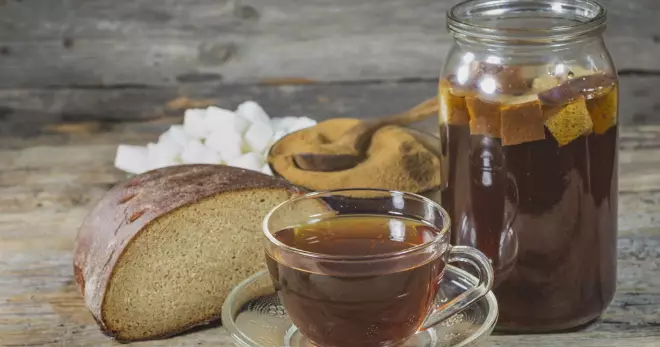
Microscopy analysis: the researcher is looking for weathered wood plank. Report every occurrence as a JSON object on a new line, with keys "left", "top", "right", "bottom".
{"left": 487, "top": 333, "right": 660, "bottom": 347}
{"left": 1, "top": 237, "right": 658, "bottom": 346}
{"left": 0, "top": 0, "right": 658, "bottom": 87}
{"left": 0, "top": 81, "right": 439, "bottom": 138}
{"left": 0, "top": 123, "right": 659, "bottom": 345}
{"left": 1, "top": 75, "right": 659, "bottom": 140}
{"left": 0, "top": 205, "right": 659, "bottom": 346}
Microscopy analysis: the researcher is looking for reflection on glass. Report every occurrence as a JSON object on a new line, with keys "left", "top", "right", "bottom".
{"left": 479, "top": 76, "right": 497, "bottom": 94}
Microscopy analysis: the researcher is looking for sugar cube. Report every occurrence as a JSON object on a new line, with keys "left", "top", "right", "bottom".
{"left": 205, "top": 128, "right": 243, "bottom": 161}
{"left": 287, "top": 117, "right": 317, "bottom": 132}
{"left": 261, "top": 164, "right": 273, "bottom": 176}
{"left": 183, "top": 108, "right": 209, "bottom": 138}
{"left": 158, "top": 125, "right": 192, "bottom": 149}
{"left": 181, "top": 139, "right": 207, "bottom": 163}
{"left": 155, "top": 139, "right": 181, "bottom": 159}
{"left": 199, "top": 149, "right": 222, "bottom": 165}
{"left": 204, "top": 106, "right": 250, "bottom": 134}
{"left": 228, "top": 152, "right": 264, "bottom": 172}
{"left": 271, "top": 116, "right": 316, "bottom": 133}
{"left": 272, "top": 130, "right": 288, "bottom": 142}
{"left": 236, "top": 101, "right": 270, "bottom": 125}
{"left": 146, "top": 142, "right": 180, "bottom": 170}
{"left": 270, "top": 117, "right": 297, "bottom": 131}
{"left": 115, "top": 145, "right": 148, "bottom": 174}
{"left": 245, "top": 121, "right": 274, "bottom": 153}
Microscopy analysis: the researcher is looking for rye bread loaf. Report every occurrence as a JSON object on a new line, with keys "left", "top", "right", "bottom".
{"left": 73, "top": 164, "right": 306, "bottom": 341}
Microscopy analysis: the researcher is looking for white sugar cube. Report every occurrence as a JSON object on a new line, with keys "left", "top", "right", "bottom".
{"left": 183, "top": 108, "right": 209, "bottom": 138}
{"left": 235, "top": 117, "right": 250, "bottom": 134}
{"left": 199, "top": 148, "right": 222, "bottom": 165}
{"left": 115, "top": 145, "right": 148, "bottom": 174}
{"left": 272, "top": 130, "right": 288, "bottom": 142}
{"left": 270, "top": 116, "right": 316, "bottom": 134}
{"left": 204, "top": 106, "right": 234, "bottom": 129}
{"left": 181, "top": 139, "right": 207, "bottom": 163}
{"left": 245, "top": 122, "right": 274, "bottom": 153}
{"left": 261, "top": 164, "right": 273, "bottom": 176}
{"left": 156, "top": 139, "right": 181, "bottom": 158}
{"left": 228, "top": 152, "right": 264, "bottom": 172}
{"left": 146, "top": 142, "right": 180, "bottom": 170}
{"left": 158, "top": 125, "right": 191, "bottom": 149}
{"left": 205, "top": 128, "right": 243, "bottom": 161}
{"left": 270, "top": 117, "right": 293, "bottom": 131}
{"left": 204, "top": 106, "right": 250, "bottom": 134}
{"left": 206, "top": 106, "right": 235, "bottom": 119}
{"left": 236, "top": 101, "right": 270, "bottom": 125}
{"left": 287, "top": 117, "right": 317, "bottom": 132}
{"left": 270, "top": 116, "right": 302, "bottom": 131}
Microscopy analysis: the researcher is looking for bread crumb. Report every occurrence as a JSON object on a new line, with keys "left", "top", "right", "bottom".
{"left": 501, "top": 100, "right": 546, "bottom": 146}
{"left": 466, "top": 96, "right": 502, "bottom": 138}
{"left": 587, "top": 85, "right": 618, "bottom": 134}
{"left": 545, "top": 96, "right": 593, "bottom": 146}
{"left": 439, "top": 79, "right": 469, "bottom": 125}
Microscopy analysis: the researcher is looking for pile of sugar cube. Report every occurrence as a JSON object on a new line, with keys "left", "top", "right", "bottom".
{"left": 114, "top": 101, "right": 316, "bottom": 175}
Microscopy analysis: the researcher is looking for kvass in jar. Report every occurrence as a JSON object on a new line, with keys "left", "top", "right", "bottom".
{"left": 439, "top": 0, "right": 618, "bottom": 332}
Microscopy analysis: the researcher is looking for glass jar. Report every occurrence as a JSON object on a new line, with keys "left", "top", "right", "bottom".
{"left": 438, "top": 0, "right": 618, "bottom": 333}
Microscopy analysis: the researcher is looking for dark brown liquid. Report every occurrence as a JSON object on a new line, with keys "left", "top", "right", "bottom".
{"left": 265, "top": 215, "right": 446, "bottom": 347}
{"left": 440, "top": 79, "right": 618, "bottom": 332}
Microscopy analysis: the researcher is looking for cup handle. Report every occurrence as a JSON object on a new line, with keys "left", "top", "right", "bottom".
{"left": 421, "top": 245, "right": 494, "bottom": 329}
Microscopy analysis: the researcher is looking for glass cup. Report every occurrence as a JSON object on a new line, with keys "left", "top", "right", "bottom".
{"left": 263, "top": 189, "right": 494, "bottom": 347}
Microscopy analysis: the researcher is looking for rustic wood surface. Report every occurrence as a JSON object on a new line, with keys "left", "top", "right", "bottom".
{"left": 0, "top": 99, "right": 659, "bottom": 347}
{"left": 1, "top": 0, "right": 660, "bottom": 345}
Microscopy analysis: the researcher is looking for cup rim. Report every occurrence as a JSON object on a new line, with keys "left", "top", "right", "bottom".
{"left": 262, "top": 188, "right": 451, "bottom": 261}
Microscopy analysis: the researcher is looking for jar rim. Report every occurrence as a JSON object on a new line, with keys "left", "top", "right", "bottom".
{"left": 447, "top": 0, "right": 607, "bottom": 44}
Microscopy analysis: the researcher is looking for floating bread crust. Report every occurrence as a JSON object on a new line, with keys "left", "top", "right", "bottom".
{"left": 501, "top": 99, "right": 546, "bottom": 146}
{"left": 465, "top": 96, "right": 502, "bottom": 138}
{"left": 439, "top": 79, "right": 469, "bottom": 125}
{"left": 544, "top": 96, "right": 593, "bottom": 146}
{"left": 587, "top": 85, "right": 618, "bottom": 134}
{"left": 538, "top": 73, "right": 616, "bottom": 106}
{"left": 73, "top": 164, "right": 302, "bottom": 342}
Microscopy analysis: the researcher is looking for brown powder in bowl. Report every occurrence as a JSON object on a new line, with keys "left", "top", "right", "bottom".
{"left": 267, "top": 118, "right": 442, "bottom": 194}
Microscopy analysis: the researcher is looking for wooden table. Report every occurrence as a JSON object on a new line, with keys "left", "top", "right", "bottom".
{"left": 1, "top": 0, "right": 660, "bottom": 346}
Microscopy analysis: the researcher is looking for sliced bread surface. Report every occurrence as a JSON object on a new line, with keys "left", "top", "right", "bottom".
{"left": 73, "top": 164, "right": 303, "bottom": 341}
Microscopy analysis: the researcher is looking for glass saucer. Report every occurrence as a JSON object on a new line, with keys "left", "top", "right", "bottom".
{"left": 222, "top": 265, "right": 497, "bottom": 347}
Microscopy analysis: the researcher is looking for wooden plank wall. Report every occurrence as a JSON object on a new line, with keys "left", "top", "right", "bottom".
{"left": 0, "top": 0, "right": 659, "bottom": 86}
{"left": 0, "top": 0, "right": 658, "bottom": 139}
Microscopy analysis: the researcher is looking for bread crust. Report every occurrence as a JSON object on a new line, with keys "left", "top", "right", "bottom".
{"left": 73, "top": 164, "right": 301, "bottom": 341}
